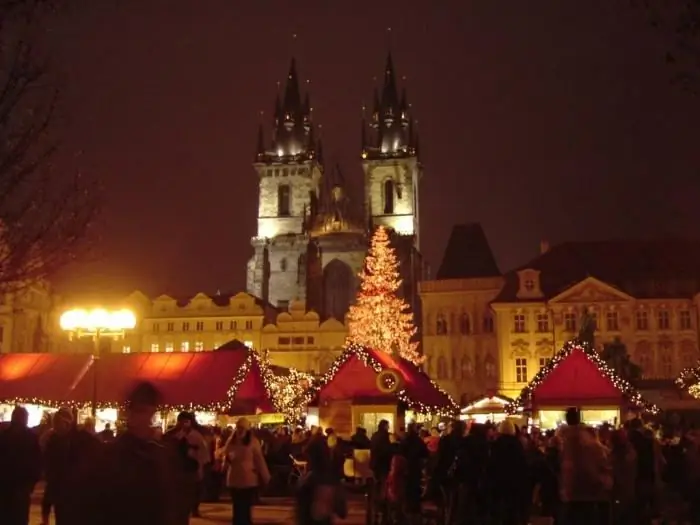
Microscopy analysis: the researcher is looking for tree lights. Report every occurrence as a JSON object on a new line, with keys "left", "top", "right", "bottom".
{"left": 677, "top": 366, "right": 700, "bottom": 399}
{"left": 506, "top": 339, "right": 659, "bottom": 415}
{"left": 346, "top": 226, "right": 423, "bottom": 365}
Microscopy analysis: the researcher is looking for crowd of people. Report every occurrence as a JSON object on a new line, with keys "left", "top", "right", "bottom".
{"left": 3, "top": 391, "right": 700, "bottom": 525}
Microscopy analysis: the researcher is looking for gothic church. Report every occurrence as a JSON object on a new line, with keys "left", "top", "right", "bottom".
{"left": 246, "top": 53, "right": 423, "bottom": 323}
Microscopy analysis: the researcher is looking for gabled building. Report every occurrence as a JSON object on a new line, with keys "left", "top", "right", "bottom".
{"left": 492, "top": 239, "right": 700, "bottom": 399}
{"left": 419, "top": 224, "right": 503, "bottom": 404}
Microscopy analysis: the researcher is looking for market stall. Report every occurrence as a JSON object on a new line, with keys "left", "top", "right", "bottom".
{"left": 508, "top": 339, "right": 658, "bottom": 429}
{"left": 69, "top": 340, "right": 280, "bottom": 429}
{"left": 303, "top": 344, "right": 458, "bottom": 436}
{"left": 0, "top": 353, "right": 93, "bottom": 426}
{"left": 460, "top": 394, "right": 519, "bottom": 424}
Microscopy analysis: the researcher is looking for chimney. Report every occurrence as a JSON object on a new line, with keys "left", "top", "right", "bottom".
{"left": 540, "top": 240, "right": 550, "bottom": 254}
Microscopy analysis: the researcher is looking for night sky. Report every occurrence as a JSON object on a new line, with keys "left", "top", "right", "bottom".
{"left": 45, "top": 1, "right": 700, "bottom": 300}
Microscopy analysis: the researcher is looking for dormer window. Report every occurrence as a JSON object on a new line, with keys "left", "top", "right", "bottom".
{"left": 516, "top": 269, "right": 543, "bottom": 299}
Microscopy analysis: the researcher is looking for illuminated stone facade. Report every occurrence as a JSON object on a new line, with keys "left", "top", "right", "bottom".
{"left": 247, "top": 54, "right": 423, "bottom": 323}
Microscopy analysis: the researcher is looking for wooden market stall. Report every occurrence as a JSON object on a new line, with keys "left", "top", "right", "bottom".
{"left": 304, "top": 344, "right": 459, "bottom": 436}
{"left": 0, "top": 353, "right": 93, "bottom": 426}
{"left": 69, "top": 341, "right": 279, "bottom": 428}
{"left": 509, "top": 340, "right": 658, "bottom": 429}
{"left": 460, "top": 394, "right": 517, "bottom": 424}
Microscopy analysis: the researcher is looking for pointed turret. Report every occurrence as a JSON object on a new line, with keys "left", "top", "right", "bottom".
{"left": 256, "top": 58, "right": 319, "bottom": 163}
{"left": 362, "top": 52, "right": 416, "bottom": 160}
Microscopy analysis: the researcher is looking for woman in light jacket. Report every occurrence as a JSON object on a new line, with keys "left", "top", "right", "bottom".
{"left": 224, "top": 418, "right": 270, "bottom": 525}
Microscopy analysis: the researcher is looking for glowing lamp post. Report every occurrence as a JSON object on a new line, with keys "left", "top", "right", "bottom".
{"left": 59, "top": 308, "right": 136, "bottom": 416}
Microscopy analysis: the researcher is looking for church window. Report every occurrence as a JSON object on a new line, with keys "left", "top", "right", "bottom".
{"left": 323, "top": 259, "right": 355, "bottom": 322}
{"left": 280, "top": 258, "right": 288, "bottom": 272}
{"left": 459, "top": 313, "right": 471, "bottom": 335}
{"left": 278, "top": 185, "right": 291, "bottom": 216}
{"left": 383, "top": 179, "right": 395, "bottom": 214}
{"left": 515, "top": 358, "right": 528, "bottom": 383}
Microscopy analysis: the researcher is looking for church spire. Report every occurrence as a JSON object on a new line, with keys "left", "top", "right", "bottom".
{"left": 362, "top": 52, "right": 415, "bottom": 160}
{"left": 256, "top": 58, "right": 318, "bottom": 164}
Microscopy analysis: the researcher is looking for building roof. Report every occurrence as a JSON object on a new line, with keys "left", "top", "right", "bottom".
{"left": 70, "top": 344, "right": 277, "bottom": 413}
{"left": 436, "top": 223, "right": 501, "bottom": 280}
{"left": 0, "top": 353, "right": 93, "bottom": 405}
{"left": 307, "top": 345, "right": 458, "bottom": 416}
{"left": 494, "top": 239, "right": 700, "bottom": 303}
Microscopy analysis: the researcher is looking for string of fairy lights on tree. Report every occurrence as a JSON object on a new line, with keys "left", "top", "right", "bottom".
{"left": 346, "top": 226, "right": 424, "bottom": 365}
{"left": 301, "top": 342, "right": 458, "bottom": 418}
{"left": 506, "top": 339, "right": 659, "bottom": 415}
{"left": 257, "top": 353, "right": 316, "bottom": 423}
{"left": 677, "top": 366, "right": 700, "bottom": 399}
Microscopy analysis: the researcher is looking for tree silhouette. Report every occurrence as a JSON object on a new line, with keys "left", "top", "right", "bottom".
{"left": 600, "top": 337, "right": 643, "bottom": 382}
{"left": 0, "top": 1, "right": 97, "bottom": 291}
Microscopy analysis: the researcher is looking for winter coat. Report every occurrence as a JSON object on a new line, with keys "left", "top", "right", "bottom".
{"left": 224, "top": 433, "right": 270, "bottom": 489}
{"left": 559, "top": 425, "right": 612, "bottom": 502}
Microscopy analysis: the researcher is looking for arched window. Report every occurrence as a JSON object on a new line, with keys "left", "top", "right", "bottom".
{"left": 436, "top": 314, "right": 447, "bottom": 335}
{"left": 437, "top": 356, "right": 448, "bottom": 380}
{"left": 322, "top": 259, "right": 355, "bottom": 322}
{"left": 459, "top": 313, "right": 471, "bottom": 335}
{"left": 278, "top": 185, "right": 290, "bottom": 216}
{"left": 279, "top": 258, "right": 287, "bottom": 272}
{"left": 383, "top": 179, "right": 395, "bottom": 214}
{"left": 461, "top": 356, "right": 474, "bottom": 378}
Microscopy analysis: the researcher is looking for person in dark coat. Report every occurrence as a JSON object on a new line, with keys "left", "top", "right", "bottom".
{"left": 43, "top": 407, "right": 102, "bottom": 525}
{"left": 79, "top": 381, "right": 180, "bottom": 525}
{"left": 369, "top": 420, "right": 394, "bottom": 525}
{"left": 0, "top": 406, "right": 42, "bottom": 525}
{"left": 487, "top": 419, "right": 528, "bottom": 525}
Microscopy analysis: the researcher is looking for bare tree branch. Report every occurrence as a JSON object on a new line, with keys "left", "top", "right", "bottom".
{"left": 0, "top": 0, "right": 98, "bottom": 292}
{"left": 635, "top": 0, "right": 700, "bottom": 93}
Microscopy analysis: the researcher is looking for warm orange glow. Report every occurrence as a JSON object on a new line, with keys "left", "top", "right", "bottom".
{"left": 60, "top": 308, "right": 136, "bottom": 333}
{"left": 0, "top": 354, "right": 40, "bottom": 380}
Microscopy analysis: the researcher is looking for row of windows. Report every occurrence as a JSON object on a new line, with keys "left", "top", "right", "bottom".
{"left": 278, "top": 336, "right": 315, "bottom": 345}
{"left": 265, "top": 167, "right": 308, "bottom": 178}
{"left": 122, "top": 339, "right": 256, "bottom": 354}
{"left": 512, "top": 309, "right": 693, "bottom": 334}
{"left": 515, "top": 357, "right": 551, "bottom": 383}
{"left": 152, "top": 320, "right": 255, "bottom": 333}
{"left": 426, "top": 355, "right": 497, "bottom": 381}
{"left": 433, "top": 313, "right": 494, "bottom": 335}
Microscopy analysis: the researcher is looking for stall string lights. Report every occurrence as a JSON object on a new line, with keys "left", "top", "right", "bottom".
{"left": 302, "top": 342, "right": 459, "bottom": 418}
{"left": 506, "top": 339, "right": 659, "bottom": 415}
{"left": 677, "top": 366, "right": 700, "bottom": 399}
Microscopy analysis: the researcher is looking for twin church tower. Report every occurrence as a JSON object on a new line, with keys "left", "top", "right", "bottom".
{"left": 246, "top": 53, "right": 423, "bottom": 323}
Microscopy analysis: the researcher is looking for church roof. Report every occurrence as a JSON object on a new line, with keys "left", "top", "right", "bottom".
{"left": 494, "top": 239, "right": 700, "bottom": 302}
{"left": 436, "top": 223, "right": 500, "bottom": 279}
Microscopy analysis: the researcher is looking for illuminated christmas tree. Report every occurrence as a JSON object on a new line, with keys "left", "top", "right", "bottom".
{"left": 346, "top": 226, "right": 423, "bottom": 365}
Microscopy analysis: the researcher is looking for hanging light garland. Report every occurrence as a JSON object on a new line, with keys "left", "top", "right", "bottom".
{"left": 677, "top": 366, "right": 700, "bottom": 399}
{"left": 506, "top": 339, "right": 659, "bottom": 415}
{"left": 301, "top": 342, "right": 458, "bottom": 418}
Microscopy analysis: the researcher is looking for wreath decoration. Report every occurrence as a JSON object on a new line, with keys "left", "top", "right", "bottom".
{"left": 376, "top": 368, "right": 403, "bottom": 394}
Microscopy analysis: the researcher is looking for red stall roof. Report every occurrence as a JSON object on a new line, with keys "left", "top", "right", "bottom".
{"left": 0, "top": 353, "right": 93, "bottom": 405}
{"left": 70, "top": 345, "right": 277, "bottom": 412}
{"left": 309, "top": 345, "right": 458, "bottom": 416}
{"left": 509, "top": 340, "right": 658, "bottom": 414}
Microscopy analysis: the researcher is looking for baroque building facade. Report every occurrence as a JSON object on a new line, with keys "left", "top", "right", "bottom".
{"left": 421, "top": 234, "right": 700, "bottom": 404}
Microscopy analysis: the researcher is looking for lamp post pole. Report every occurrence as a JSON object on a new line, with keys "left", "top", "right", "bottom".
{"left": 92, "top": 329, "right": 101, "bottom": 418}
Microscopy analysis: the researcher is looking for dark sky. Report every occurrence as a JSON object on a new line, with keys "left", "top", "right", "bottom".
{"left": 45, "top": 0, "right": 700, "bottom": 300}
